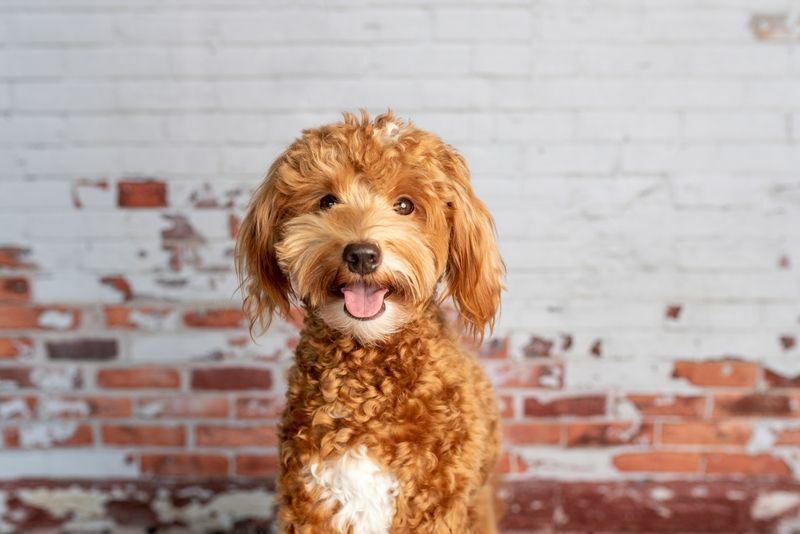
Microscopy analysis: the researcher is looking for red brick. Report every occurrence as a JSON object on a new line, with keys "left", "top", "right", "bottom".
{"left": 705, "top": 453, "right": 791, "bottom": 476}
{"left": 99, "top": 276, "right": 133, "bottom": 301}
{"left": 713, "top": 393, "right": 794, "bottom": 417}
{"left": 775, "top": 428, "right": 800, "bottom": 446}
{"left": 46, "top": 338, "right": 118, "bottom": 361}
{"left": 673, "top": 359, "right": 759, "bottom": 388}
{"left": 97, "top": 368, "right": 181, "bottom": 389}
{"left": 0, "top": 337, "right": 34, "bottom": 359}
{"left": 235, "top": 454, "right": 279, "bottom": 477}
{"left": 764, "top": 368, "right": 800, "bottom": 388}
{"left": 0, "top": 306, "right": 80, "bottom": 330}
{"left": 523, "top": 336, "right": 554, "bottom": 358}
{"left": 498, "top": 395, "right": 515, "bottom": 418}
{"left": 496, "top": 451, "right": 526, "bottom": 474}
{"left": 183, "top": 308, "right": 245, "bottom": 329}
{"left": 524, "top": 395, "right": 606, "bottom": 417}
{"left": 487, "top": 362, "right": 563, "bottom": 389}
{"left": 228, "top": 213, "right": 241, "bottom": 239}
{"left": 140, "top": 454, "right": 228, "bottom": 477}
{"left": 613, "top": 452, "right": 701, "bottom": 473}
{"left": 196, "top": 425, "right": 278, "bottom": 447}
{"left": 661, "top": 421, "right": 751, "bottom": 446}
{"left": 0, "top": 277, "right": 29, "bottom": 302}
{"left": 43, "top": 396, "right": 132, "bottom": 418}
{"left": 625, "top": 394, "right": 706, "bottom": 418}
{"left": 0, "top": 246, "right": 32, "bottom": 269}
{"left": 566, "top": 422, "right": 653, "bottom": 447}
{"left": 4, "top": 424, "right": 93, "bottom": 449}
{"left": 477, "top": 337, "right": 508, "bottom": 359}
{"left": 118, "top": 179, "right": 167, "bottom": 208}
{"left": 0, "top": 368, "right": 33, "bottom": 388}
{"left": 104, "top": 306, "right": 173, "bottom": 329}
{"left": 138, "top": 396, "right": 229, "bottom": 418}
{"left": 102, "top": 425, "right": 186, "bottom": 447}
{"left": 503, "top": 423, "right": 561, "bottom": 445}
{"left": 191, "top": 367, "right": 272, "bottom": 391}
{"left": 235, "top": 396, "right": 285, "bottom": 419}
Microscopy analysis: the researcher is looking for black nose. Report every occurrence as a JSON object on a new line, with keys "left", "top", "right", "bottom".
{"left": 343, "top": 242, "right": 381, "bottom": 275}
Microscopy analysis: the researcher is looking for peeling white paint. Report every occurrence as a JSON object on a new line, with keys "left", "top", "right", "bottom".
{"left": 19, "top": 421, "right": 80, "bottom": 448}
{"left": 649, "top": 487, "right": 674, "bottom": 502}
{"left": 752, "top": 492, "right": 800, "bottom": 520}
{"left": 129, "top": 309, "right": 178, "bottom": 331}
{"left": 612, "top": 395, "right": 640, "bottom": 420}
{"left": 0, "top": 491, "right": 12, "bottom": 534}
{"left": 18, "top": 487, "right": 108, "bottom": 521}
{"left": 0, "top": 399, "right": 31, "bottom": 420}
{"left": 763, "top": 360, "right": 800, "bottom": 378}
{"left": 153, "top": 489, "right": 273, "bottom": 532}
{"left": 39, "top": 398, "right": 90, "bottom": 418}
{"left": 726, "top": 490, "right": 747, "bottom": 501}
{"left": 538, "top": 365, "right": 562, "bottom": 388}
{"left": 30, "top": 367, "right": 78, "bottom": 390}
{"left": 514, "top": 449, "right": 617, "bottom": 481}
{"left": 137, "top": 400, "right": 164, "bottom": 418}
{"left": 37, "top": 310, "right": 74, "bottom": 330}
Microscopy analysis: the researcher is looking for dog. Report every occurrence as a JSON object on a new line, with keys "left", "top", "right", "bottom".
{"left": 236, "top": 112, "right": 504, "bottom": 534}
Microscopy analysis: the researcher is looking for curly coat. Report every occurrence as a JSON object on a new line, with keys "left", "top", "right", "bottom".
{"left": 236, "top": 112, "right": 504, "bottom": 533}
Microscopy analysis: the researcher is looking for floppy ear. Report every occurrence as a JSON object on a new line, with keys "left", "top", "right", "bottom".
{"left": 235, "top": 157, "right": 293, "bottom": 334}
{"left": 439, "top": 146, "right": 505, "bottom": 339}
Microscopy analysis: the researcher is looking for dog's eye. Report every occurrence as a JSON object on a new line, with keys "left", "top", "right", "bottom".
{"left": 394, "top": 197, "right": 414, "bottom": 215}
{"left": 319, "top": 194, "right": 339, "bottom": 210}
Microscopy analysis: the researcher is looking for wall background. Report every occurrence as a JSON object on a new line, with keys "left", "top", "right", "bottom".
{"left": 1, "top": 0, "right": 799, "bottom": 531}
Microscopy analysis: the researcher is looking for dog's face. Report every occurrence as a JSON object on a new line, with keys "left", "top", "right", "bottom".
{"left": 237, "top": 113, "right": 503, "bottom": 344}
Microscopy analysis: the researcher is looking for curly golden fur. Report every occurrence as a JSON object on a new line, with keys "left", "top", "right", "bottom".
{"left": 236, "top": 111, "right": 504, "bottom": 533}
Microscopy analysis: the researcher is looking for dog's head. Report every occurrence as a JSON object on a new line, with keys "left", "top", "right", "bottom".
{"left": 236, "top": 112, "right": 504, "bottom": 344}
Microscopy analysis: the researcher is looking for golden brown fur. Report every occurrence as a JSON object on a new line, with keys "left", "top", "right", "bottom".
{"left": 236, "top": 112, "right": 504, "bottom": 533}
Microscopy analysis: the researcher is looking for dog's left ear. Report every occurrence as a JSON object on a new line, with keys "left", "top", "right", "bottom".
{"left": 438, "top": 146, "right": 505, "bottom": 339}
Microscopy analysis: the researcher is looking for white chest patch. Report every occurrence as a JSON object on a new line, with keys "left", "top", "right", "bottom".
{"left": 305, "top": 445, "right": 399, "bottom": 534}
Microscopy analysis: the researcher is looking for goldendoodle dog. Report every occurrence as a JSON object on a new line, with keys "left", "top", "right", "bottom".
{"left": 236, "top": 111, "right": 504, "bottom": 534}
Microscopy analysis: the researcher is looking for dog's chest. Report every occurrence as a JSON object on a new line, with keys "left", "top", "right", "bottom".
{"left": 305, "top": 445, "right": 399, "bottom": 534}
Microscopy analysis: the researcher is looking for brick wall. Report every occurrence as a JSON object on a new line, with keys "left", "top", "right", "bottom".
{"left": 1, "top": 0, "right": 799, "bottom": 531}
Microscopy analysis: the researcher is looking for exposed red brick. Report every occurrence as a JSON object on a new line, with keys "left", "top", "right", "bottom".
{"left": 183, "top": 308, "right": 245, "bottom": 329}
{"left": 661, "top": 421, "right": 751, "bottom": 446}
{"left": 0, "top": 306, "right": 80, "bottom": 330}
{"left": 0, "top": 278, "right": 29, "bottom": 302}
{"left": 196, "top": 425, "right": 278, "bottom": 447}
{"left": 503, "top": 423, "right": 561, "bottom": 445}
{"left": 764, "top": 368, "right": 800, "bottom": 388}
{"left": 118, "top": 179, "right": 167, "bottom": 208}
{"left": 665, "top": 304, "right": 682, "bottom": 320}
{"left": 523, "top": 336, "right": 553, "bottom": 358}
{"left": 0, "top": 337, "right": 34, "bottom": 359}
{"left": 713, "top": 393, "right": 793, "bottom": 417}
{"left": 775, "top": 428, "right": 800, "bottom": 446}
{"left": 46, "top": 338, "right": 118, "bottom": 361}
{"left": 97, "top": 368, "right": 181, "bottom": 389}
{"left": 561, "top": 334, "right": 573, "bottom": 351}
{"left": 524, "top": 395, "right": 606, "bottom": 418}
{"left": 498, "top": 395, "right": 515, "bottom": 418}
{"left": 102, "top": 425, "right": 186, "bottom": 447}
{"left": 566, "top": 422, "right": 653, "bottom": 447}
{"left": 487, "top": 362, "right": 563, "bottom": 389}
{"left": 0, "top": 368, "right": 33, "bottom": 388}
{"left": 779, "top": 335, "right": 796, "bottom": 351}
{"left": 140, "top": 454, "right": 228, "bottom": 477}
{"left": 235, "top": 454, "right": 279, "bottom": 477}
{"left": 100, "top": 276, "right": 133, "bottom": 301}
{"left": 0, "top": 396, "right": 37, "bottom": 419}
{"left": 104, "top": 306, "right": 173, "bottom": 329}
{"left": 625, "top": 394, "right": 706, "bottom": 418}
{"left": 138, "top": 396, "right": 229, "bottom": 418}
{"left": 228, "top": 213, "right": 241, "bottom": 239}
{"left": 613, "top": 452, "right": 701, "bottom": 473}
{"left": 43, "top": 396, "right": 132, "bottom": 418}
{"left": 478, "top": 337, "right": 508, "bottom": 359}
{"left": 673, "top": 359, "right": 759, "bottom": 388}
{"left": 496, "top": 451, "right": 526, "bottom": 474}
{"left": 191, "top": 367, "right": 272, "bottom": 391}
{"left": 235, "top": 396, "right": 285, "bottom": 419}
{"left": 590, "top": 339, "right": 602, "bottom": 358}
{"left": 0, "top": 246, "right": 32, "bottom": 269}
{"left": 778, "top": 254, "right": 791, "bottom": 268}
{"left": 71, "top": 178, "right": 109, "bottom": 209}
{"left": 705, "top": 453, "right": 791, "bottom": 476}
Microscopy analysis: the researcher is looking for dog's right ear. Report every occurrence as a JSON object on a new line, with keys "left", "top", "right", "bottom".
{"left": 236, "top": 156, "right": 293, "bottom": 334}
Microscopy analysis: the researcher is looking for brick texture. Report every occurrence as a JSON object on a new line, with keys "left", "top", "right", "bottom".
{"left": 1, "top": 1, "right": 799, "bottom": 532}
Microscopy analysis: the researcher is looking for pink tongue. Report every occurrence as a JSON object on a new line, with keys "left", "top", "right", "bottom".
{"left": 342, "top": 283, "right": 389, "bottom": 319}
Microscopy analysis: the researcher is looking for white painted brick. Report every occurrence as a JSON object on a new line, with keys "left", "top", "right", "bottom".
{"left": 8, "top": 13, "right": 115, "bottom": 44}
{"left": 221, "top": 146, "right": 284, "bottom": 174}
{"left": 32, "top": 271, "right": 124, "bottom": 303}
{"left": 0, "top": 117, "right": 64, "bottom": 144}
{"left": 472, "top": 45, "right": 531, "bottom": 75}
{"left": 683, "top": 112, "right": 786, "bottom": 141}
{"left": 670, "top": 303, "right": 761, "bottom": 329}
{"left": 120, "top": 147, "right": 220, "bottom": 175}
{"left": 459, "top": 145, "right": 520, "bottom": 174}
{"left": 127, "top": 272, "right": 240, "bottom": 302}
{"left": 434, "top": 8, "right": 531, "bottom": 41}
{"left": 13, "top": 82, "right": 115, "bottom": 112}
{"left": 575, "top": 112, "right": 680, "bottom": 141}
{"left": 675, "top": 238, "right": 792, "bottom": 271}
{"left": 369, "top": 45, "right": 472, "bottom": 77}
{"left": 0, "top": 181, "right": 71, "bottom": 209}
{"left": 408, "top": 113, "right": 494, "bottom": 144}
{"left": 0, "top": 49, "right": 64, "bottom": 78}
{"left": 20, "top": 148, "right": 119, "bottom": 176}
{"left": 65, "top": 48, "right": 170, "bottom": 78}
{"left": 24, "top": 212, "right": 168, "bottom": 240}
{"left": 31, "top": 241, "right": 171, "bottom": 272}
{"left": 65, "top": 115, "right": 165, "bottom": 143}
{"left": 219, "top": 9, "right": 430, "bottom": 43}
{"left": 747, "top": 81, "right": 800, "bottom": 108}
{"left": 641, "top": 11, "right": 753, "bottom": 43}
{"left": 0, "top": 451, "right": 137, "bottom": 479}
{"left": 117, "top": 82, "right": 218, "bottom": 111}
{"left": 115, "top": 12, "right": 219, "bottom": 43}
{"left": 524, "top": 144, "right": 619, "bottom": 174}
{"left": 494, "top": 112, "right": 574, "bottom": 141}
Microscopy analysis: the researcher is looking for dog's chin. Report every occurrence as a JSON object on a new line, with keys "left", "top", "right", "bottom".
{"left": 318, "top": 298, "right": 406, "bottom": 345}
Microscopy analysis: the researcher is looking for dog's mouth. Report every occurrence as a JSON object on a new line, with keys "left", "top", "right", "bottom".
{"left": 339, "top": 282, "right": 390, "bottom": 321}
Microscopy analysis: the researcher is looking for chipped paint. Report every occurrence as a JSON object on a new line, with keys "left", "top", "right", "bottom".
{"left": 129, "top": 309, "right": 178, "bottom": 331}
{"left": 153, "top": 489, "right": 273, "bottom": 531}
{"left": 37, "top": 310, "right": 75, "bottom": 330}
{"left": 39, "top": 398, "right": 90, "bottom": 419}
{"left": 538, "top": 365, "right": 562, "bottom": 388}
{"left": 752, "top": 491, "right": 800, "bottom": 520}
{"left": 30, "top": 367, "right": 79, "bottom": 390}
{"left": 18, "top": 422, "right": 80, "bottom": 448}
{"left": 0, "top": 399, "right": 30, "bottom": 420}
{"left": 649, "top": 487, "right": 674, "bottom": 501}
{"left": 18, "top": 486, "right": 109, "bottom": 530}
